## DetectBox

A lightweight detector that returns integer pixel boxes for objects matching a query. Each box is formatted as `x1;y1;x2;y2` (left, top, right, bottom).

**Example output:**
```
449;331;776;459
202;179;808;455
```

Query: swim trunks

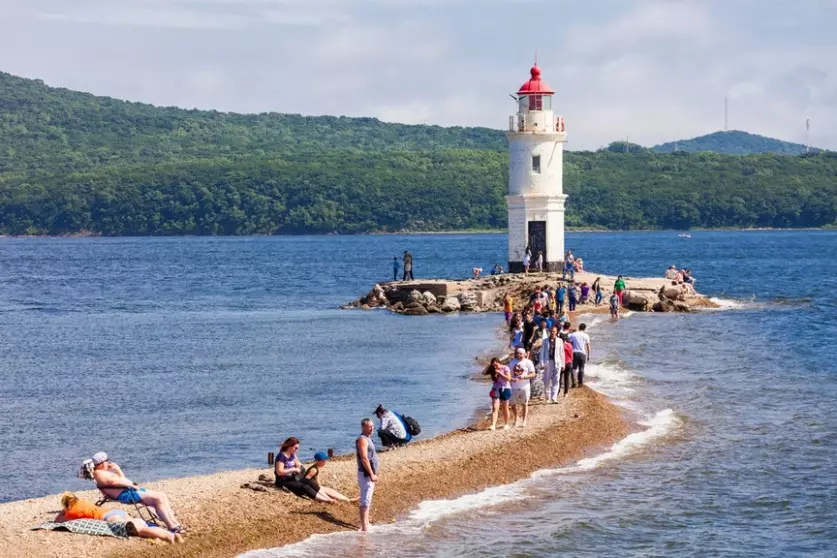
116;487;147;504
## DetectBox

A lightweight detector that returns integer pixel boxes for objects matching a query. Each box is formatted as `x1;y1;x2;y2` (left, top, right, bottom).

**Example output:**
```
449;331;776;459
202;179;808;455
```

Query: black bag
403;416;421;436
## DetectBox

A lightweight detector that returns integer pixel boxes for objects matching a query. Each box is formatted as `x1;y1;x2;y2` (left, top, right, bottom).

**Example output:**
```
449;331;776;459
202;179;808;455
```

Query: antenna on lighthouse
724;96;729;131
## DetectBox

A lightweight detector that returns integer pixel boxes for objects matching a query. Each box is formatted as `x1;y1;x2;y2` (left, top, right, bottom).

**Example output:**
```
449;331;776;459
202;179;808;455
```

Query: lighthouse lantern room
506;63;567;273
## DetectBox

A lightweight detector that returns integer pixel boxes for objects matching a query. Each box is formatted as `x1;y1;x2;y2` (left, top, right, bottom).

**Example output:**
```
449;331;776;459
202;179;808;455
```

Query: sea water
2;232;837;557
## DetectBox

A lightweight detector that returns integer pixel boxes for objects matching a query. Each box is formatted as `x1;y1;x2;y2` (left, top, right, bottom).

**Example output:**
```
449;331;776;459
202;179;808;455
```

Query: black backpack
402;416;421;436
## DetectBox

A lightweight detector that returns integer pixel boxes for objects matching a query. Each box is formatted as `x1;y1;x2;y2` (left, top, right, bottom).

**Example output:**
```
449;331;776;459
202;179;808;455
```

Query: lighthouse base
508;261;564;274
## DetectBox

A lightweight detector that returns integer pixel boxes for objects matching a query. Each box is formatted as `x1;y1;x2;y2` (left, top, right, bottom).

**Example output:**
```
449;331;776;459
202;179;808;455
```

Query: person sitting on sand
87;452;185;533
374;405;410;448
304;452;356;503
56;492;181;543
275;437;343;503
486;358;512;431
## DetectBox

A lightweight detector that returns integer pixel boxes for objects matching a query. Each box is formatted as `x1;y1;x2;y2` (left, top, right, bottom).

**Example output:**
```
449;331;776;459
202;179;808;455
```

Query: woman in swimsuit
57;492;182;543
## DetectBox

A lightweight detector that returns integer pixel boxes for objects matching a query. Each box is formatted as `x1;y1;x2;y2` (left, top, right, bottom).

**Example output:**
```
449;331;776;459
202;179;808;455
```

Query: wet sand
0;388;629;558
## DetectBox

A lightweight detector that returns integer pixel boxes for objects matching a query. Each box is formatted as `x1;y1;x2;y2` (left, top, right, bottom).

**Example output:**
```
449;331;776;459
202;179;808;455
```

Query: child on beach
609;292;619;319
304;452;356;503
486;358;512;431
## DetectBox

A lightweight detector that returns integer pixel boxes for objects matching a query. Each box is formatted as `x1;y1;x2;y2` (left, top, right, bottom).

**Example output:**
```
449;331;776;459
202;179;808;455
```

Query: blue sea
2;231;836;557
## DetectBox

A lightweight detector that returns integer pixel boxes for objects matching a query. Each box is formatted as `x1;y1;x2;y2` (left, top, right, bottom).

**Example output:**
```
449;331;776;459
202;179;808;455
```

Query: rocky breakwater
342;272;718;316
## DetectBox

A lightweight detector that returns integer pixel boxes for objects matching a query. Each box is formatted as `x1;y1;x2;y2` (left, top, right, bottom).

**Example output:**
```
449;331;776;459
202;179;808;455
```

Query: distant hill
652;130;821;155
1;70;836;235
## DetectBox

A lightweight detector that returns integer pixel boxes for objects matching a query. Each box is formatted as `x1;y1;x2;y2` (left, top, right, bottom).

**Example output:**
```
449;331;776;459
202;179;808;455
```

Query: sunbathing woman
275;437;342;503
87;452;185;533
57;492;181;543
304;452;356;502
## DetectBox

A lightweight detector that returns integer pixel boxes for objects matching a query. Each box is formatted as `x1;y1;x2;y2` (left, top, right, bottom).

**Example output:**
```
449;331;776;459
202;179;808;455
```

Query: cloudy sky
1;0;835;150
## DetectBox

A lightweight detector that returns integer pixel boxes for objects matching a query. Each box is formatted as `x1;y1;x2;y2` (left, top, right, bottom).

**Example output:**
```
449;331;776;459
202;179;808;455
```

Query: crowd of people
487;280;599;430
392;251;414;281
665;265;697;294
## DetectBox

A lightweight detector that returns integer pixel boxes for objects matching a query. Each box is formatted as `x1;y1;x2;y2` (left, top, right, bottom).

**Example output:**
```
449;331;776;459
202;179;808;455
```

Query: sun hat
92;452;108;465
314;451;329;462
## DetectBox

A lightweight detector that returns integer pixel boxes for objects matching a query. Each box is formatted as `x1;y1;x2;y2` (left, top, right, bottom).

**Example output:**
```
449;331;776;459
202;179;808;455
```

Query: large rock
660;286;683;300
404;305;429;316
458;292;478;311
440;297;461;312
389;301;404;312
623;291;652;312
426;304;441;313
653;299;676;312
422;291;437;305
406;301;424;309
407;290;424;304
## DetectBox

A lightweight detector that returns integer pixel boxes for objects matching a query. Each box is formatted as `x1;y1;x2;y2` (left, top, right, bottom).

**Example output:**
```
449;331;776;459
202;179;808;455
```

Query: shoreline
0;389;630;558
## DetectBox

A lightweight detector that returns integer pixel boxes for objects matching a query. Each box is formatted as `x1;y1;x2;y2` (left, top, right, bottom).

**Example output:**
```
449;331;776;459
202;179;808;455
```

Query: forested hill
653;130;820;155
1;71;836;235
0;71;506;175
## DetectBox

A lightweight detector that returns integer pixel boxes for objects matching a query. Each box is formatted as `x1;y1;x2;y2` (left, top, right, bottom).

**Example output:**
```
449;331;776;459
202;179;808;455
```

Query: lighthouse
506;64;567;273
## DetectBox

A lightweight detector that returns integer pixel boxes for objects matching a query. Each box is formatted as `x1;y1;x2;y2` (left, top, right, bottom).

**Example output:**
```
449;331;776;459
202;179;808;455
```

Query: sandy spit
0;388;629;558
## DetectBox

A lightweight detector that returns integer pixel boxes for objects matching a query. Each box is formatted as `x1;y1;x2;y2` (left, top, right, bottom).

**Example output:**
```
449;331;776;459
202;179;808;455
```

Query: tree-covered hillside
1;71;836;235
653;130;821;155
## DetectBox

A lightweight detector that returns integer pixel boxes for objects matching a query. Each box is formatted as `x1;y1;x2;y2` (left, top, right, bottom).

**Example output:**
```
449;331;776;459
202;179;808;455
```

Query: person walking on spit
509;347;536;426
540;326;562;403
556;283;566;315
503;293;513;324
402;251;414;281
614;275;627;306
569;323;591;387
568;283;578;312
486;358;512;431
391;257;399;281
374;404;410;448
356;418;379;532
609;292;620;320
561;332;574;393
593;277;603;305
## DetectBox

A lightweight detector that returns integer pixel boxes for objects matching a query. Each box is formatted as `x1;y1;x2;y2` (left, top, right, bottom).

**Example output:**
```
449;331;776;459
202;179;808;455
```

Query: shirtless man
89;452;185;532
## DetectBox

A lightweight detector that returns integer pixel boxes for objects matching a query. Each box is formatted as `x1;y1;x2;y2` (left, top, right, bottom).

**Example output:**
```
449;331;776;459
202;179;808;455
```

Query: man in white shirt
568;323;591;387
374;405;409;448
539;326;562;403
508;347;537;427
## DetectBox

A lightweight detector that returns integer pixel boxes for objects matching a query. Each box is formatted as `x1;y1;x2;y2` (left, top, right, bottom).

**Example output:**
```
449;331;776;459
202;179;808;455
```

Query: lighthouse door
528;221;546;267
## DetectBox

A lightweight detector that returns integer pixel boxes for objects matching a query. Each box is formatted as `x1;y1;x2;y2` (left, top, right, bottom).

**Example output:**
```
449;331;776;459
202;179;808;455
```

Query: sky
1;0;836;150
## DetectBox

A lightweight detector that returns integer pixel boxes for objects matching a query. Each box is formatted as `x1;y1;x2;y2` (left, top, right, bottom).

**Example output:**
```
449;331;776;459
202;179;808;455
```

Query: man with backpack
374;404;420;448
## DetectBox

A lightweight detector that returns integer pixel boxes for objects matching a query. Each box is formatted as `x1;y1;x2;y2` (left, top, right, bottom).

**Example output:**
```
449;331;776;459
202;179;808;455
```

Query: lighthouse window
532;155;541;174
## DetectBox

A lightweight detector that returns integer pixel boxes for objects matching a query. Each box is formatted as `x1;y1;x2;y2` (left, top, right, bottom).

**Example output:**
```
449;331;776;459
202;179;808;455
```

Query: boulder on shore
458;292;478;311
407;290;424;304
404;305;429;316
422;291;437;305
441;297;461;312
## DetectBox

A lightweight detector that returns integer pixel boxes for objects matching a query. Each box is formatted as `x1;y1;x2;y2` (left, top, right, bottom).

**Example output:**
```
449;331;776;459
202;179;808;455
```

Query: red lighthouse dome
517;65;554;96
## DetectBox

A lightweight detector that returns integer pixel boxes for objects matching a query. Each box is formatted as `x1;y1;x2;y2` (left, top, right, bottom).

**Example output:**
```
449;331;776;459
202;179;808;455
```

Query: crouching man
374;404;411;448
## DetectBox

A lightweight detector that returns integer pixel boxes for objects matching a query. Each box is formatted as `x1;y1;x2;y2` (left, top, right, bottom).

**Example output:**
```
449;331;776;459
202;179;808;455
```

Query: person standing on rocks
356;418;379;532
402;251;414;281
391;257;399;282
540;326;562;402
569;323;591;387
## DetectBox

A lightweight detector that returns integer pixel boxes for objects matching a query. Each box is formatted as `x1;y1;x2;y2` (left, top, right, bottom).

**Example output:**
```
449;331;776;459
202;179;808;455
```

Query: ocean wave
708;297;750;309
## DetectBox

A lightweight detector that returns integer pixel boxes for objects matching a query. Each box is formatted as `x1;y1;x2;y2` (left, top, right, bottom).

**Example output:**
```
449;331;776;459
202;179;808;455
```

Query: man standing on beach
569;323;591;387
356;418;379;532
402;251;414;281
540;327;562;403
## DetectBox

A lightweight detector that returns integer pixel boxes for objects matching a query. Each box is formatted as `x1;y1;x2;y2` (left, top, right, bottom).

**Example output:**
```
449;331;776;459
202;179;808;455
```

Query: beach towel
32;519;130;538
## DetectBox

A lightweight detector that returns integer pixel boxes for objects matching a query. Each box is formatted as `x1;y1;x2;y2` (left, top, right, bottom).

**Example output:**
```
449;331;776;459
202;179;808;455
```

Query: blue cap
314;451;329;462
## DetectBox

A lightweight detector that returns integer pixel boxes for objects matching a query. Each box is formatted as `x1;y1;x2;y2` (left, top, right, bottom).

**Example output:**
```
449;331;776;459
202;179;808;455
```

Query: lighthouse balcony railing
508;115;566;133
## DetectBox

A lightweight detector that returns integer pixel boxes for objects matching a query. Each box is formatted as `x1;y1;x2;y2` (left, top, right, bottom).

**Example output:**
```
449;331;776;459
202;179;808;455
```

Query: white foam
708;297;747;309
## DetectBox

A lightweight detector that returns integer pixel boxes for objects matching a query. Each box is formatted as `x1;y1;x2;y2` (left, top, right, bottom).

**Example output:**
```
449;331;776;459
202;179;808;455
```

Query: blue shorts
491;388;512;401
116;487;147;504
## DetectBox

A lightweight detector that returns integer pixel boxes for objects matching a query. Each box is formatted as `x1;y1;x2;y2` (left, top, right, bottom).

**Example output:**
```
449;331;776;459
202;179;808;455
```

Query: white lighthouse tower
506;64;567;272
